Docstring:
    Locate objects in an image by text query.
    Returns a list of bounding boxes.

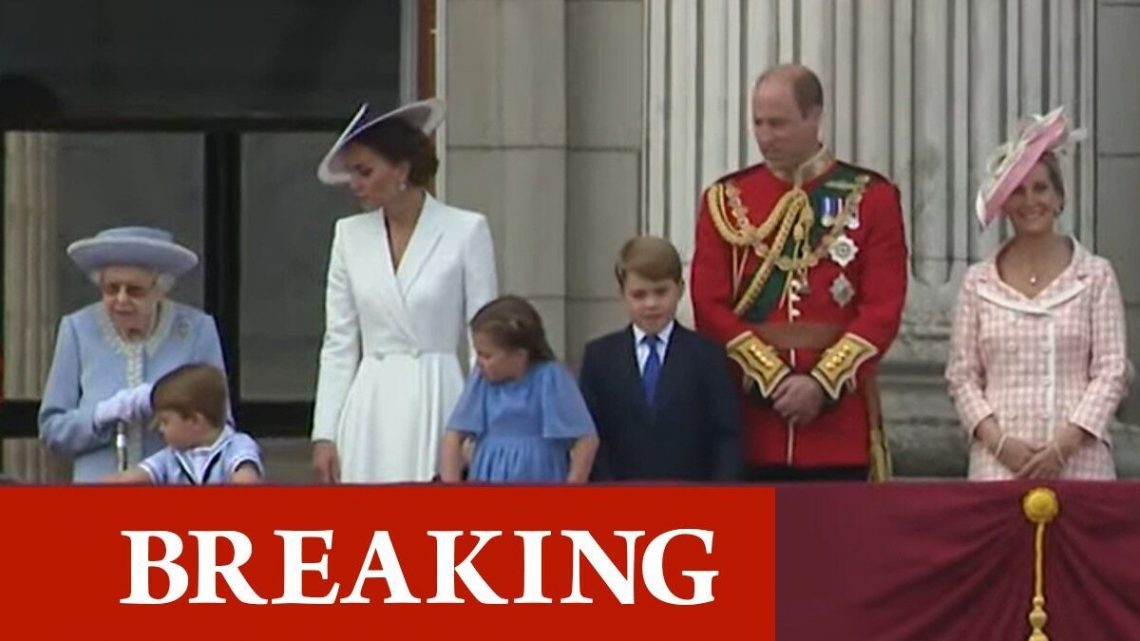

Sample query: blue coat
[38,301,229,482]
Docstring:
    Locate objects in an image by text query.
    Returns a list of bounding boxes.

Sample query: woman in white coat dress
[311,98,498,483]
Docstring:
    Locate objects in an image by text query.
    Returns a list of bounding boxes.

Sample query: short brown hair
[470,295,555,362]
[756,64,824,117]
[151,363,228,428]
[615,235,683,287]
[349,118,439,187]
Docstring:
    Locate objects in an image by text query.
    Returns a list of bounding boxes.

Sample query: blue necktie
[642,334,662,405]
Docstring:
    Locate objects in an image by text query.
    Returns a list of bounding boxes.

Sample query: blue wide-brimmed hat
[67,226,199,278]
[316,97,445,186]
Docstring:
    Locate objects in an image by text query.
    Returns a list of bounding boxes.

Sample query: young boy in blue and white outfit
[104,363,263,485]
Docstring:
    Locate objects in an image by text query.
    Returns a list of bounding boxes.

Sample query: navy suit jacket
[579,323,743,481]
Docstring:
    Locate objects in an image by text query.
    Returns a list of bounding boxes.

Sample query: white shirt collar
[632,320,676,347]
[179,424,234,457]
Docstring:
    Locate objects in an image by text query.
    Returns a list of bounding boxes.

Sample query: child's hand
[462,437,476,466]
[102,468,153,484]
[439,431,467,482]
[567,435,600,483]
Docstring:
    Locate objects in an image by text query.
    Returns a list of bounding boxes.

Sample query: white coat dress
[312,194,498,482]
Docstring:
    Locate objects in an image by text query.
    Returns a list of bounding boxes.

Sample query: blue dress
[447,360,596,483]
[38,301,230,483]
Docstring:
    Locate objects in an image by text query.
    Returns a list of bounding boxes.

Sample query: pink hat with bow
[975,106,1085,228]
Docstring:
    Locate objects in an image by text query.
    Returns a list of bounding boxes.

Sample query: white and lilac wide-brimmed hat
[316,98,445,186]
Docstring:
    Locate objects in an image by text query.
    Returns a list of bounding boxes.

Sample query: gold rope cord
[705,173,872,317]
[731,191,805,315]
[1022,488,1059,641]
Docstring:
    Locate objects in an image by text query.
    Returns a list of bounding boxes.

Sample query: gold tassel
[863,376,891,483]
[1022,488,1059,641]
[867,426,892,482]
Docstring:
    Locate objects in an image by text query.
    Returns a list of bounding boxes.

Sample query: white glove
[93,383,153,430]
[124,382,154,424]
[93,389,131,430]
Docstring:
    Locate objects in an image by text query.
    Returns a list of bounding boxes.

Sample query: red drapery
[777,481,1140,640]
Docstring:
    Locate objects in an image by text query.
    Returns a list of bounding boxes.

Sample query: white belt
[366,348,452,361]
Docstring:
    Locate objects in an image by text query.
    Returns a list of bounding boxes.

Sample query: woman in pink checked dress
[947,107,1130,481]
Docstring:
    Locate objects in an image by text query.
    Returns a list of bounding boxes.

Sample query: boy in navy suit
[580,236,742,481]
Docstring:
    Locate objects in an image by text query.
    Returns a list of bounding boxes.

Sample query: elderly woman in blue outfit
[38,227,229,483]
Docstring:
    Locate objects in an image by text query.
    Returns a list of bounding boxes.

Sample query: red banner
[0,486,775,639]
[777,481,1140,641]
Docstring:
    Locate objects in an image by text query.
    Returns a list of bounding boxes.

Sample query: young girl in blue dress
[439,296,598,483]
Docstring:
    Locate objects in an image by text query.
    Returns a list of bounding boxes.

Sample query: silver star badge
[830,273,855,308]
[829,234,858,268]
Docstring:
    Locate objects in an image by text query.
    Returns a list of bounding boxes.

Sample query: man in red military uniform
[692,64,908,482]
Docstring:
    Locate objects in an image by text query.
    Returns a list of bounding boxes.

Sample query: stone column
[1094,0,1140,476]
[443,0,569,357]
[642,0,1097,476]
[563,0,645,368]
[3,131,70,482]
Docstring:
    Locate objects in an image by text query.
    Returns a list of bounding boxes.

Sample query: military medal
[829,234,858,267]
[830,273,855,307]
[820,196,844,227]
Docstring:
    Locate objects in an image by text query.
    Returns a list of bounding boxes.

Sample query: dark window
[0,0,401,121]
[0,0,405,442]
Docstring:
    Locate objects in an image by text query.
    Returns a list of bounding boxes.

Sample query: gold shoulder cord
[708,175,871,318]
[703,180,810,315]
[705,183,747,296]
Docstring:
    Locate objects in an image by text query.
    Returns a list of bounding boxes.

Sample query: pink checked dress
[946,240,1130,480]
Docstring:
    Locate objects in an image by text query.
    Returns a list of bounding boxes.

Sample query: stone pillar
[563,0,645,368]
[642,0,1097,476]
[1094,0,1140,476]
[3,132,70,482]
[443,0,569,356]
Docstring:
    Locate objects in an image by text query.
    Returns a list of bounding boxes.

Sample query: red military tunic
[691,148,908,473]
